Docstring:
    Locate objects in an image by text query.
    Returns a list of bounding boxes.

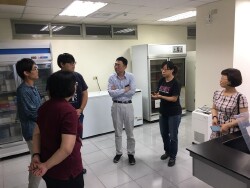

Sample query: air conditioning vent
[187,26,196,39]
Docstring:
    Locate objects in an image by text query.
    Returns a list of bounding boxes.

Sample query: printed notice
[155,99,160,108]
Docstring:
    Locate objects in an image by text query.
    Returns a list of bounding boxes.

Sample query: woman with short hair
[211,68,248,138]
[30,70,84,188]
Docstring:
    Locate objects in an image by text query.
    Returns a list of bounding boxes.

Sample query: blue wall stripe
[0,48,51,55]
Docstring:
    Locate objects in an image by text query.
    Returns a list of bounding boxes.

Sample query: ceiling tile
[26,0,73,8]
[0,12,22,19]
[0,5,24,13]
[52,15,85,23]
[128,6,166,15]
[0,0,220,26]
[100,3,139,13]
[22,13,54,21]
[24,6,62,15]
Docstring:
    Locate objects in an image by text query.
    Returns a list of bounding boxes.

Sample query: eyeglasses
[67,62,76,65]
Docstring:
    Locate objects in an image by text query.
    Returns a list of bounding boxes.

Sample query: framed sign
[173,46,183,53]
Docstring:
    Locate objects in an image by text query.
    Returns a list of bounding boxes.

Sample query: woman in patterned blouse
[211,68,248,137]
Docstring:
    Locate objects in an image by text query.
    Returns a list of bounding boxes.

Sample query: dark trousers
[79,113,84,138]
[43,172,84,188]
[159,114,181,159]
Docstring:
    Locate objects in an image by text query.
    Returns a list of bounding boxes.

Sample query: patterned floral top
[213,90,248,126]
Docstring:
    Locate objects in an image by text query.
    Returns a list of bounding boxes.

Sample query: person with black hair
[108,56,136,165]
[211,68,248,138]
[57,53,88,174]
[16,58,42,188]
[151,61,182,167]
[30,70,84,188]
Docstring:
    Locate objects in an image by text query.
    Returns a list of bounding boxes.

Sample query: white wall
[196,0,235,108]
[0,19,195,92]
[234,0,250,103]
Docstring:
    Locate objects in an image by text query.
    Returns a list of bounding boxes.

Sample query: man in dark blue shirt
[16,58,42,188]
[57,53,88,174]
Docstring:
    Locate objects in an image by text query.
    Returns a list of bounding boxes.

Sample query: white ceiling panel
[26,0,73,8]
[0,5,24,13]
[128,6,167,15]
[112,0,145,6]
[24,6,62,15]
[100,3,139,13]
[22,14,55,21]
[0,0,220,26]
[0,13,22,19]
[114,13,145,20]
[53,15,85,23]
[104,18,136,24]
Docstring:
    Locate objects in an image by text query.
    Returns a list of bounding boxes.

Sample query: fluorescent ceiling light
[52,26,65,32]
[114,28,135,34]
[40,25,65,32]
[158,11,196,22]
[59,1,108,17]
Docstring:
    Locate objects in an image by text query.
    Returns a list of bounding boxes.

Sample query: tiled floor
[0,112,213,188]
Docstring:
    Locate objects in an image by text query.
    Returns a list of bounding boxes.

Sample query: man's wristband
[32,153,41,158]
[212,116,218,119]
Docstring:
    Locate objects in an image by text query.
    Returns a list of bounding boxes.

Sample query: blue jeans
[159,114,181,159]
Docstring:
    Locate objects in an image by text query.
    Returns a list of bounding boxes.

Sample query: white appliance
[131,44,187,121]
[0,42,52,158]
[83,90,143,138]
[192,109,212,144]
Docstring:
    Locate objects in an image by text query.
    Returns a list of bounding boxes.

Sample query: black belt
[113,100,132,104]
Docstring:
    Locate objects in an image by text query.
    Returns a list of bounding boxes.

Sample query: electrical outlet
[93,76,97,80]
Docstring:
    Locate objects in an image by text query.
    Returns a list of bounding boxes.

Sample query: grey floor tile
[81,141,100,154]
[83,150,109,164]
[121,162,155,180]
[94,138,115,149]
[0,112,214,188]
[98,169,132,188]
[177,177,213,188]
[158,164,193,186]
[136,172,174,188]
[116,181,141,188]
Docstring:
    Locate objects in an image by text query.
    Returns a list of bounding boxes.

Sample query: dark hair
[221,68,242,87]
[161,60,178,75]
[57,53,75,68]
[47,71,76,98]
[116,57,128,66]
[16,58,36,80]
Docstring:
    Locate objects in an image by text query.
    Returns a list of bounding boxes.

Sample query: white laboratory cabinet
[192,109,212,144]
[83,90,143,138]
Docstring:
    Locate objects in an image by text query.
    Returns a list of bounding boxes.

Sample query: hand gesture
[151,92,160,99]
[30,163,48,177]
[220,124,230,133]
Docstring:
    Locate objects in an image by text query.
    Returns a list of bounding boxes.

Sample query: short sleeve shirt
[69,72,88,109]
[213,90,248,124]
[37,98,83,180]
[157,77,182,116]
